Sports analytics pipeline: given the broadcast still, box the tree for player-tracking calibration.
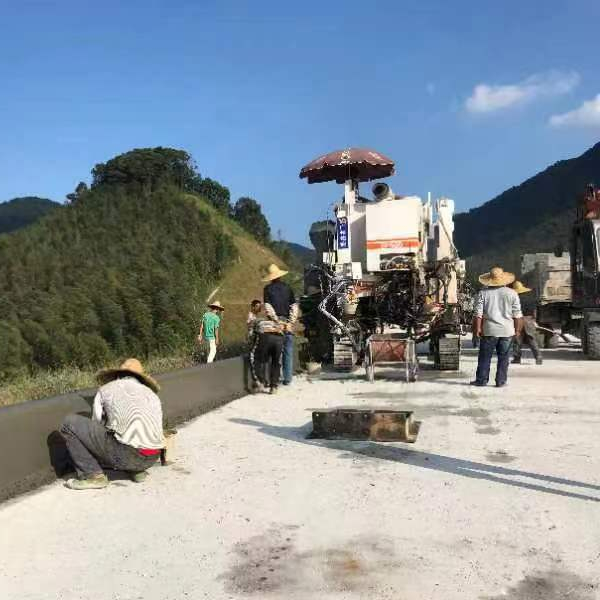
[91,147,200,194]
[66,182,89,203]
[232,197,271,243]
[195,177,231,213]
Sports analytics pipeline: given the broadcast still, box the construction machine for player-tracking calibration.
[299,148,469,381]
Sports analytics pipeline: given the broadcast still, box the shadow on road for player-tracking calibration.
[230,418,600,503]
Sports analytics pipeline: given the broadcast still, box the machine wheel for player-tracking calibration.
[585,323,600,360]
[365,344,375,382]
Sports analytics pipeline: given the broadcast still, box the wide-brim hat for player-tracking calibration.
[511,280,532,294]
[262,264,289,283]
[478,267,515,287]
[97,358,160,392]
[208,300,225,311]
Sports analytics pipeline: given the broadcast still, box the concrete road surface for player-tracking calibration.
[1,344,599,599]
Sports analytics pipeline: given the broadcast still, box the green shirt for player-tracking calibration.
[202,311,221,340]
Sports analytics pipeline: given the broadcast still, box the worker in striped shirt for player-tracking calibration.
[60,359,165,490]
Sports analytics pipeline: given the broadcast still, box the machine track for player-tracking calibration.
[333,338,357,370]
[435,337,461,371]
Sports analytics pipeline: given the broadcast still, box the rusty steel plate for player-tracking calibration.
[309,407,421,442]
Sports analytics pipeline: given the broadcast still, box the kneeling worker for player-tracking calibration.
[60,358,164,490]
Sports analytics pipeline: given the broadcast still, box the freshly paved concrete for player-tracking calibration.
[1,345,599,599]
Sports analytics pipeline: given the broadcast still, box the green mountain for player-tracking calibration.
[0,148,291,384]
[455,141,600,278]
[0,197,60,234]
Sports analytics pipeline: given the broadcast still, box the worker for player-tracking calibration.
[247,299,262,337]
[471,267,523,388]
[262,264,298,386]
[198,301,225,363]
[60,359,164,490]
[247,300,265,392]
[253,315,286,394]
[510,280,543,365]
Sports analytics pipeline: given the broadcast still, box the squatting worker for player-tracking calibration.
[262,264,298,386]
[60,359,164,490]
[471,267,523,388]
[510,280,543,366]
[199,301,225,363]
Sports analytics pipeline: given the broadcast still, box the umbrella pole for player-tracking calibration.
[337,178,357,264]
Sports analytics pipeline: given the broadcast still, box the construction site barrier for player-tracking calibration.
[0,357,248,504]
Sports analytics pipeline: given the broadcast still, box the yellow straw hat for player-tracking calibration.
[262,264,289,283]
[511,280,532,294]
[478,266,516,287]
[208,300,225,311]
[97,358,160,392]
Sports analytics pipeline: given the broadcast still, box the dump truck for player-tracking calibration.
[520,252,572,348]
[520,184,600,358]
[298,148,470,380]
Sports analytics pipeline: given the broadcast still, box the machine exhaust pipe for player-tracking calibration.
[372,182,393,201]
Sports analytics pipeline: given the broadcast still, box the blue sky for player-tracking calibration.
[0,0,599,244]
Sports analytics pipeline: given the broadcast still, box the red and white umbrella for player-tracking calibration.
[299,147,395,184]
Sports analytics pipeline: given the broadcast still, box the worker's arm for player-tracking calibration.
[264,302,279,322]
[512,291,524,337]
[198,320,204,342]
[473,292,484,336]
[215,325,220,346]
[288,287,298,326]
[92,390,104,423]
[472,316,483,337]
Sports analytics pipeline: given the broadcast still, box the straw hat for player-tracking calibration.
[97,358,160,392]
[511,280,532,295]
[262,264,289,283]
[478,267,515,287]
[208,300,225,311]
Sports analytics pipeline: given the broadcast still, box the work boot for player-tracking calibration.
[511,358,521,364]
[470,381,486,387]
[536,358,543,365]
[269,386,278,395]
[130,471,148,483]
[496,382,507,388]
[65,474,109,490]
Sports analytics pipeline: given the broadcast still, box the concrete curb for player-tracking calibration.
[0,357,248,504]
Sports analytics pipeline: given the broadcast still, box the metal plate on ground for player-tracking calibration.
[309,407,421,442]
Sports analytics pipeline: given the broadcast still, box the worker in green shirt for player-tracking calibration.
[198,301,225,363]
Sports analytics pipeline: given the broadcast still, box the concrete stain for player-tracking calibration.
[220,525,401,595]
[486,450,516,463]
[483,569,596,600]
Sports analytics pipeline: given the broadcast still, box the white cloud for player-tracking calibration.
[465,71,580,114]
[549,94,600,128]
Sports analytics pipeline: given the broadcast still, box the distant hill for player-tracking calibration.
[0,197,60,234]
[455,141,600,278]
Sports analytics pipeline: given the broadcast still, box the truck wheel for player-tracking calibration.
[586,323,600,360]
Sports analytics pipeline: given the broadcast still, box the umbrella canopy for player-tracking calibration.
[299,147,395,184]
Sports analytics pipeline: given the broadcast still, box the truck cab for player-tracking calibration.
[571,211,600,357]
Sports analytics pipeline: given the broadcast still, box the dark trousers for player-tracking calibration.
[513,333,541,361]
[257,333,284,389]
[60,414,158,478]
[475,336,514,386]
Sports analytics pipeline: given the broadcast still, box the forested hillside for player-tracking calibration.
[455,141,600,276]
[0,197,60,234]
[0,147,291,389]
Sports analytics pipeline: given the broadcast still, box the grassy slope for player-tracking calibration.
[184,194,292,346]
[0,193,291,406]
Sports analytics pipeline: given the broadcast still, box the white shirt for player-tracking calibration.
[475,287,522,337]
[93,377,165,449]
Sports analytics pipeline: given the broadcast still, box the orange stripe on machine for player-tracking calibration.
[366,238,421,250]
